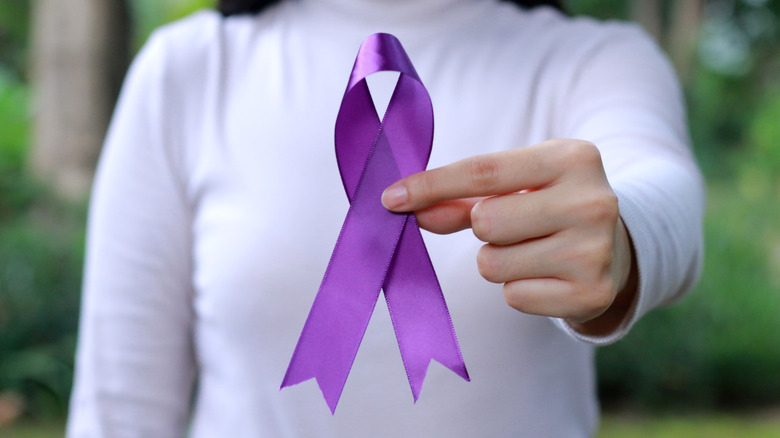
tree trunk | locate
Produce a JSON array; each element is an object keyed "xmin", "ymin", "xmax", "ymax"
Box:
[
  {"xmin": 29, "ymin": 0, "xmax": 130, "ymax": 200},
  {"xmin": 630, "ymin": 0, "xmax": 703, "ymax": 83},
  {"xmin": 668, "ymin": 0, "xmax": 703, "ymax": 82},
  {"xmin": 630, "ymin": 0, "xmax": 663, "ymax": 44}
]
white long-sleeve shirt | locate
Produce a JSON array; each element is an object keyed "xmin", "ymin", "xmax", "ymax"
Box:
[{"xmin": 67, "ymin": 0, "xmax": 704, "ymax": 436}]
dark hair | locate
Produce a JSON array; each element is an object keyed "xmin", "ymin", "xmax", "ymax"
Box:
[{"xmin": 217, "ymin": 0, "xmax": 565, "ymax": 17}]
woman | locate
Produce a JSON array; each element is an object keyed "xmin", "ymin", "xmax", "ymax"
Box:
[{"xmin": 67, "ymin": 0, "xmax": 704, "ymax": 436}]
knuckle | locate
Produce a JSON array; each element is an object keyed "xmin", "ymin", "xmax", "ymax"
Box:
[
  {"xmin": 587, "ymin": 282, "xmax": 615, "ymax": 315},
  {"xmin": 574, "ymin": 280, "xmax": 614, "ymax": 318},
  {"xmin": 587, "ymin": 238, "xmax": 615, "ymax": 270},
  {"xmin": 468, "ymin": 155, "xmax": 501, "ymax": 190},
  {"xmin": 415, "ymin": 171, "xmax": 437, "ymax": 201},
  {"xmin": 546, "ymin": 139, "xmax": 603, "ymax": 173},
  {"xmin": 562, "ymin": 237, "xmax": 612, "ymax": 270},
  {"xmin": 567, "ymin": 239, "xmax": 614, "ymax": 284},
  {"xmin": 580, "ymin": 192, "xmax": 619, "ymax": 224},
  {"xmin": 565, "ymin": 140, "xmax": 601, "ymax": 165},
  {"xmin": 406, "ymin": 171, "xmax": 438, "ymax": 206}
]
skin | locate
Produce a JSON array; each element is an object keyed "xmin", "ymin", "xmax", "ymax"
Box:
[{"xmin": 381, "ymin": 139, "xmax": 638, "ymax": 337}]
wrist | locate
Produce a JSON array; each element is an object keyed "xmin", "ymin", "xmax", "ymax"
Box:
[{"xmin": 568, "ymin": 216, "xmax": 639, "ymax": 337}]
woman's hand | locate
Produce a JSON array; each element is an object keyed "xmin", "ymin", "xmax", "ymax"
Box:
[{"xmin": 382, "ymin": 139, "xmax": 638, "ymax": 336}]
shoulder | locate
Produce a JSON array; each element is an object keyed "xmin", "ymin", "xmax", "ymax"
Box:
[
  {"xmin": 135, "ymin": 6, "xmax": 283, "ymax": 83},
  {"xmin": 135, "ymin": 10, "xmax": 223, "ymax": 80},
  {"xmin": 485, "ymin": 4, "xmax": 661, "ymax": 63},
  {"xmin": 151, "ymin": 9, "xmax": 225, "ymax": 47},
  {"xmin": 463, "ymin": 3, "xmax": 672, "ymax": 90},
  {"xmin": 483, "ymin": 5, "xmax": 676, "ymax": 93}
]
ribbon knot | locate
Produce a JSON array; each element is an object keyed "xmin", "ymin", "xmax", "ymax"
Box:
[{"xmin": 281, "ymin": 33, "xmax": 469, "ymax": 414}]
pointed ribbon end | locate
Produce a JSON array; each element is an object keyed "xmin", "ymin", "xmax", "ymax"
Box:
[
  {"xmin": 437, "ymin": 357, "xmax": 470, "ymax": 383},
  {"xmin": 319, "ymin": 378, "xmax": 342, "ymax": 415},
  {"xmin": 407, "ymin": 357, "xmax": 470, "ymax": 404},
  {"xmin": 452, "ymin": 363, "xmax": 471, "ymax": 382},
  {"xmin": 281, "ymin": 370, "xmax": 345, "ymax": 414}
]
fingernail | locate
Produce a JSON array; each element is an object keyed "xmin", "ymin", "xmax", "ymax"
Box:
[{"xmin": 382, "ymin": 183, "xmax": 408, "ymax": 210}]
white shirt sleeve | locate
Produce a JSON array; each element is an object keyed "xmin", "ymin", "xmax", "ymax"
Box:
[
  {"xmin": 66, "ymin": 30, "xmax": 197, "ymax": 437},
  {"xmin": 551, "ymin": 24, "xmax": 705, "ymax": 345}
]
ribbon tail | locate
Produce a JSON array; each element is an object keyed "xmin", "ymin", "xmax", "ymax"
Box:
[
  {"xmin": 280, "ymin": 284, "xmax": 382, "ymax": 414},
  {"xmin": 282, "ymin": 129, "xmax": 408, "ymax": 413},
  {"xmin": 383, "ymin": 215, "xmax": 470, "ymax": 403},
  {"xmin": 280, "ymin": 266, "xmax": 383, "ymax": 414}
]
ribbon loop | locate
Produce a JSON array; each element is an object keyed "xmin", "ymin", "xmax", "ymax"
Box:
[{"xmin": 281, "ymin": 33, "xmax": 468, "ymax": 414}]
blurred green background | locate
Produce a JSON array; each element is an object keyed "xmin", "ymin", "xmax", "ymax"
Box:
[{"xmin": 1, "ymin": 0, "xmax": 780, "ymax": 436}]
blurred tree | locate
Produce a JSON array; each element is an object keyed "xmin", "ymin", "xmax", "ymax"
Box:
[
  {"xmin": 667, "ymin": 0, "xmax": 704, "ymax": 81},
  {"xmin": 566, "ymin": 0, "xmax": 704, "ymax": 81},
  {"xmin": 29, "ymin": 0, "xmax": 131, "ymax": 200},
  {"xmin": 24, "ymin": 0, "xmax": 213, "ymax": 200},
  {"xmin": 630, "ymin": 0, "xmax": 663, "ymax": 41},
  {"xmin": 0, "ymin": 1, "xmax": 30, "ymax": 80}
]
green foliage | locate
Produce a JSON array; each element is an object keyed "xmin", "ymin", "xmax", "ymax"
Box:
[
  {"xmin": 0, "ymin": 71, "xmax": 36, "ymax": 220},
  {"xmin": 743, "ymin": 88, "xmax": 780, "ymax": 185},
  {"xmin": 0, "ymin": 419, "xmax": 68, "ymax": 438},
  {"xmin": 0, "ymin": 0, "xmax": 30, "ymax": 79},
  {"xmin": 687, "ymin": 69, "xmax": 750, "ymax": 178},
  {"xmin": 566, "ymin": 0, "xmax": 629, "ymax": 20},
  {"xmin": 598, "ymin": 414, "xmax": 780, "ymax": 438},
  {"xmin": 0, "ymin": 72, "xmax": 27, "ymax": 165},
  {"xmin": 0, "ymin": 210, "xmax": 84, "ymax": 418},
  {"xmin": 592, "ymin": 0, "xmax": 780, "ymax": 412},
  {"xmin": 598, "ymin": 182, "xmax": 780, "ymax": 410},
  {"xmin": 0, "ymin": 73, "xmax": 84, "ymax": 419},
  {"xmin": 130, "ymin": 0, "xmax": 214, "ymax": 50}
]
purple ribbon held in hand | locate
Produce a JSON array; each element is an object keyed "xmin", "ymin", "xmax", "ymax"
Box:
[{"xmin": 281, "ymin": 33, "xmax": 469, "ymax": 414}]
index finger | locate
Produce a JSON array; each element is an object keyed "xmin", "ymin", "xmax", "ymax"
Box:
[{"xmin": 382, "ymin": 140, "xmax": 587, "ymax": 212}]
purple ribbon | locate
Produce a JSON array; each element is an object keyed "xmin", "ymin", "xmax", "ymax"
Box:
[{"xmin": 281, "ymin": 33, "xmax": 469, "ymax": 414}]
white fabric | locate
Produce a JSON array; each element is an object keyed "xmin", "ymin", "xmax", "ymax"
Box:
[{"xmin": 67, "ymin": 0, "xmax": 704, "ymax": 436}]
